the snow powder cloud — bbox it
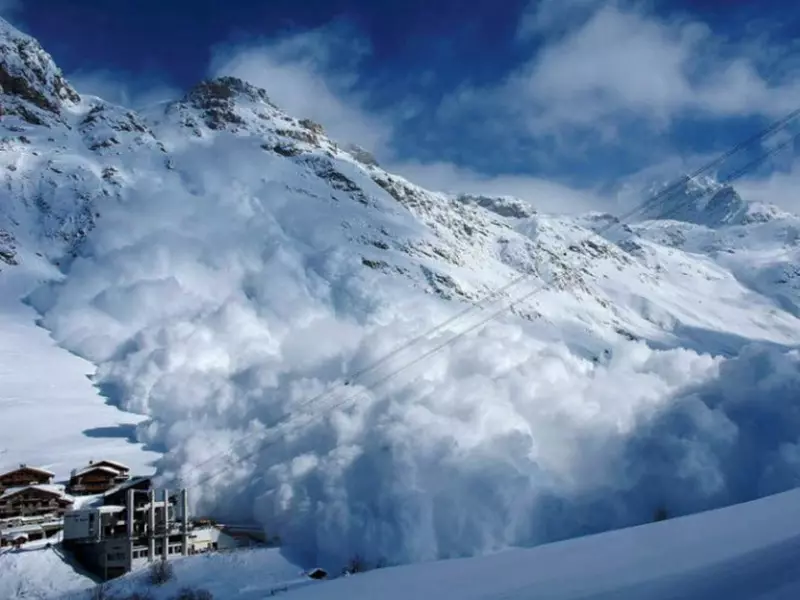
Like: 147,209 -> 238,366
28,124 -> 800,570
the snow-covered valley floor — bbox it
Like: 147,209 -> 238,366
0,259 -> 159,481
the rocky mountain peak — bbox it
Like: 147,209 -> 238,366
639,174 -> 754,228
184,75 -> 273,107
0,18 -> 79,126
456,193 -> 536,219
170,75 -> 278,131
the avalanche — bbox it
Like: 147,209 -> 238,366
3,15 -> 800,573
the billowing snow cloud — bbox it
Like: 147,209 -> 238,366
29,121 -> 800,569
67,69 -> 180,110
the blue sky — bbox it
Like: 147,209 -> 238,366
3,0 -> 800,212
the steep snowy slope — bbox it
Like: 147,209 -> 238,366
0,19 -> 162,479
626,182 -> 800,320
4,16 -> 800,572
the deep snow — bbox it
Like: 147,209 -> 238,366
0,255 -> 159,480
0,543 -> 95,600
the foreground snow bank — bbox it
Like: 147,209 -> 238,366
279,485 -> 800,600
64,549 -> 310,600
65,486 -> 800,600
0,545 -> 95,599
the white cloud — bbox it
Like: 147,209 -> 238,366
208,24 -> 617,214
209,25 -> 396,154
516,0 -> 600,39
738,161 -> 800,210
68,69 -> 180,110
447,2 -> 800,142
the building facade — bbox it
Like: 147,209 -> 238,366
0,514 -> 64,547
0,485 -> 74,519
68,460 -> 130,495
64,485 -> 191,581
0,465 -> 54,491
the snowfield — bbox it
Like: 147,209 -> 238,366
0,544 -> 95,600
4,13 -> 800,588
0,256 -> 158,480
48,484 -> 800,600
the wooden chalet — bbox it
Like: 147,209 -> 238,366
0,464 -> 55,491
86,459 -> 131,478
68,460 -> 130,496
0,484 -> 74,519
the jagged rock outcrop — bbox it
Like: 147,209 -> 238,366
0,19 -> 79,126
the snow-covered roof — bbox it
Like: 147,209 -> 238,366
71,464 -> 124,478
0,465 -> 55,478
0,484 -> 73,502
90,459 -> 129,470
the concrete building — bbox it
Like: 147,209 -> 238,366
63,485 -> 191,580
102,476 -> 152,507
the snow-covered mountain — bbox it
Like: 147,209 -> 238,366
4,16 -> 800,571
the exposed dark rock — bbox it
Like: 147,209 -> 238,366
0,30 -> 79,127
345,143 -> 379,167
299,118 -> 324,135
88,137 -> 120,151
457,194 -> 535,219
263,142 -> 302,158
276,128 -> 317,145
176,76 -> 274,131
0,229 -> 18,265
